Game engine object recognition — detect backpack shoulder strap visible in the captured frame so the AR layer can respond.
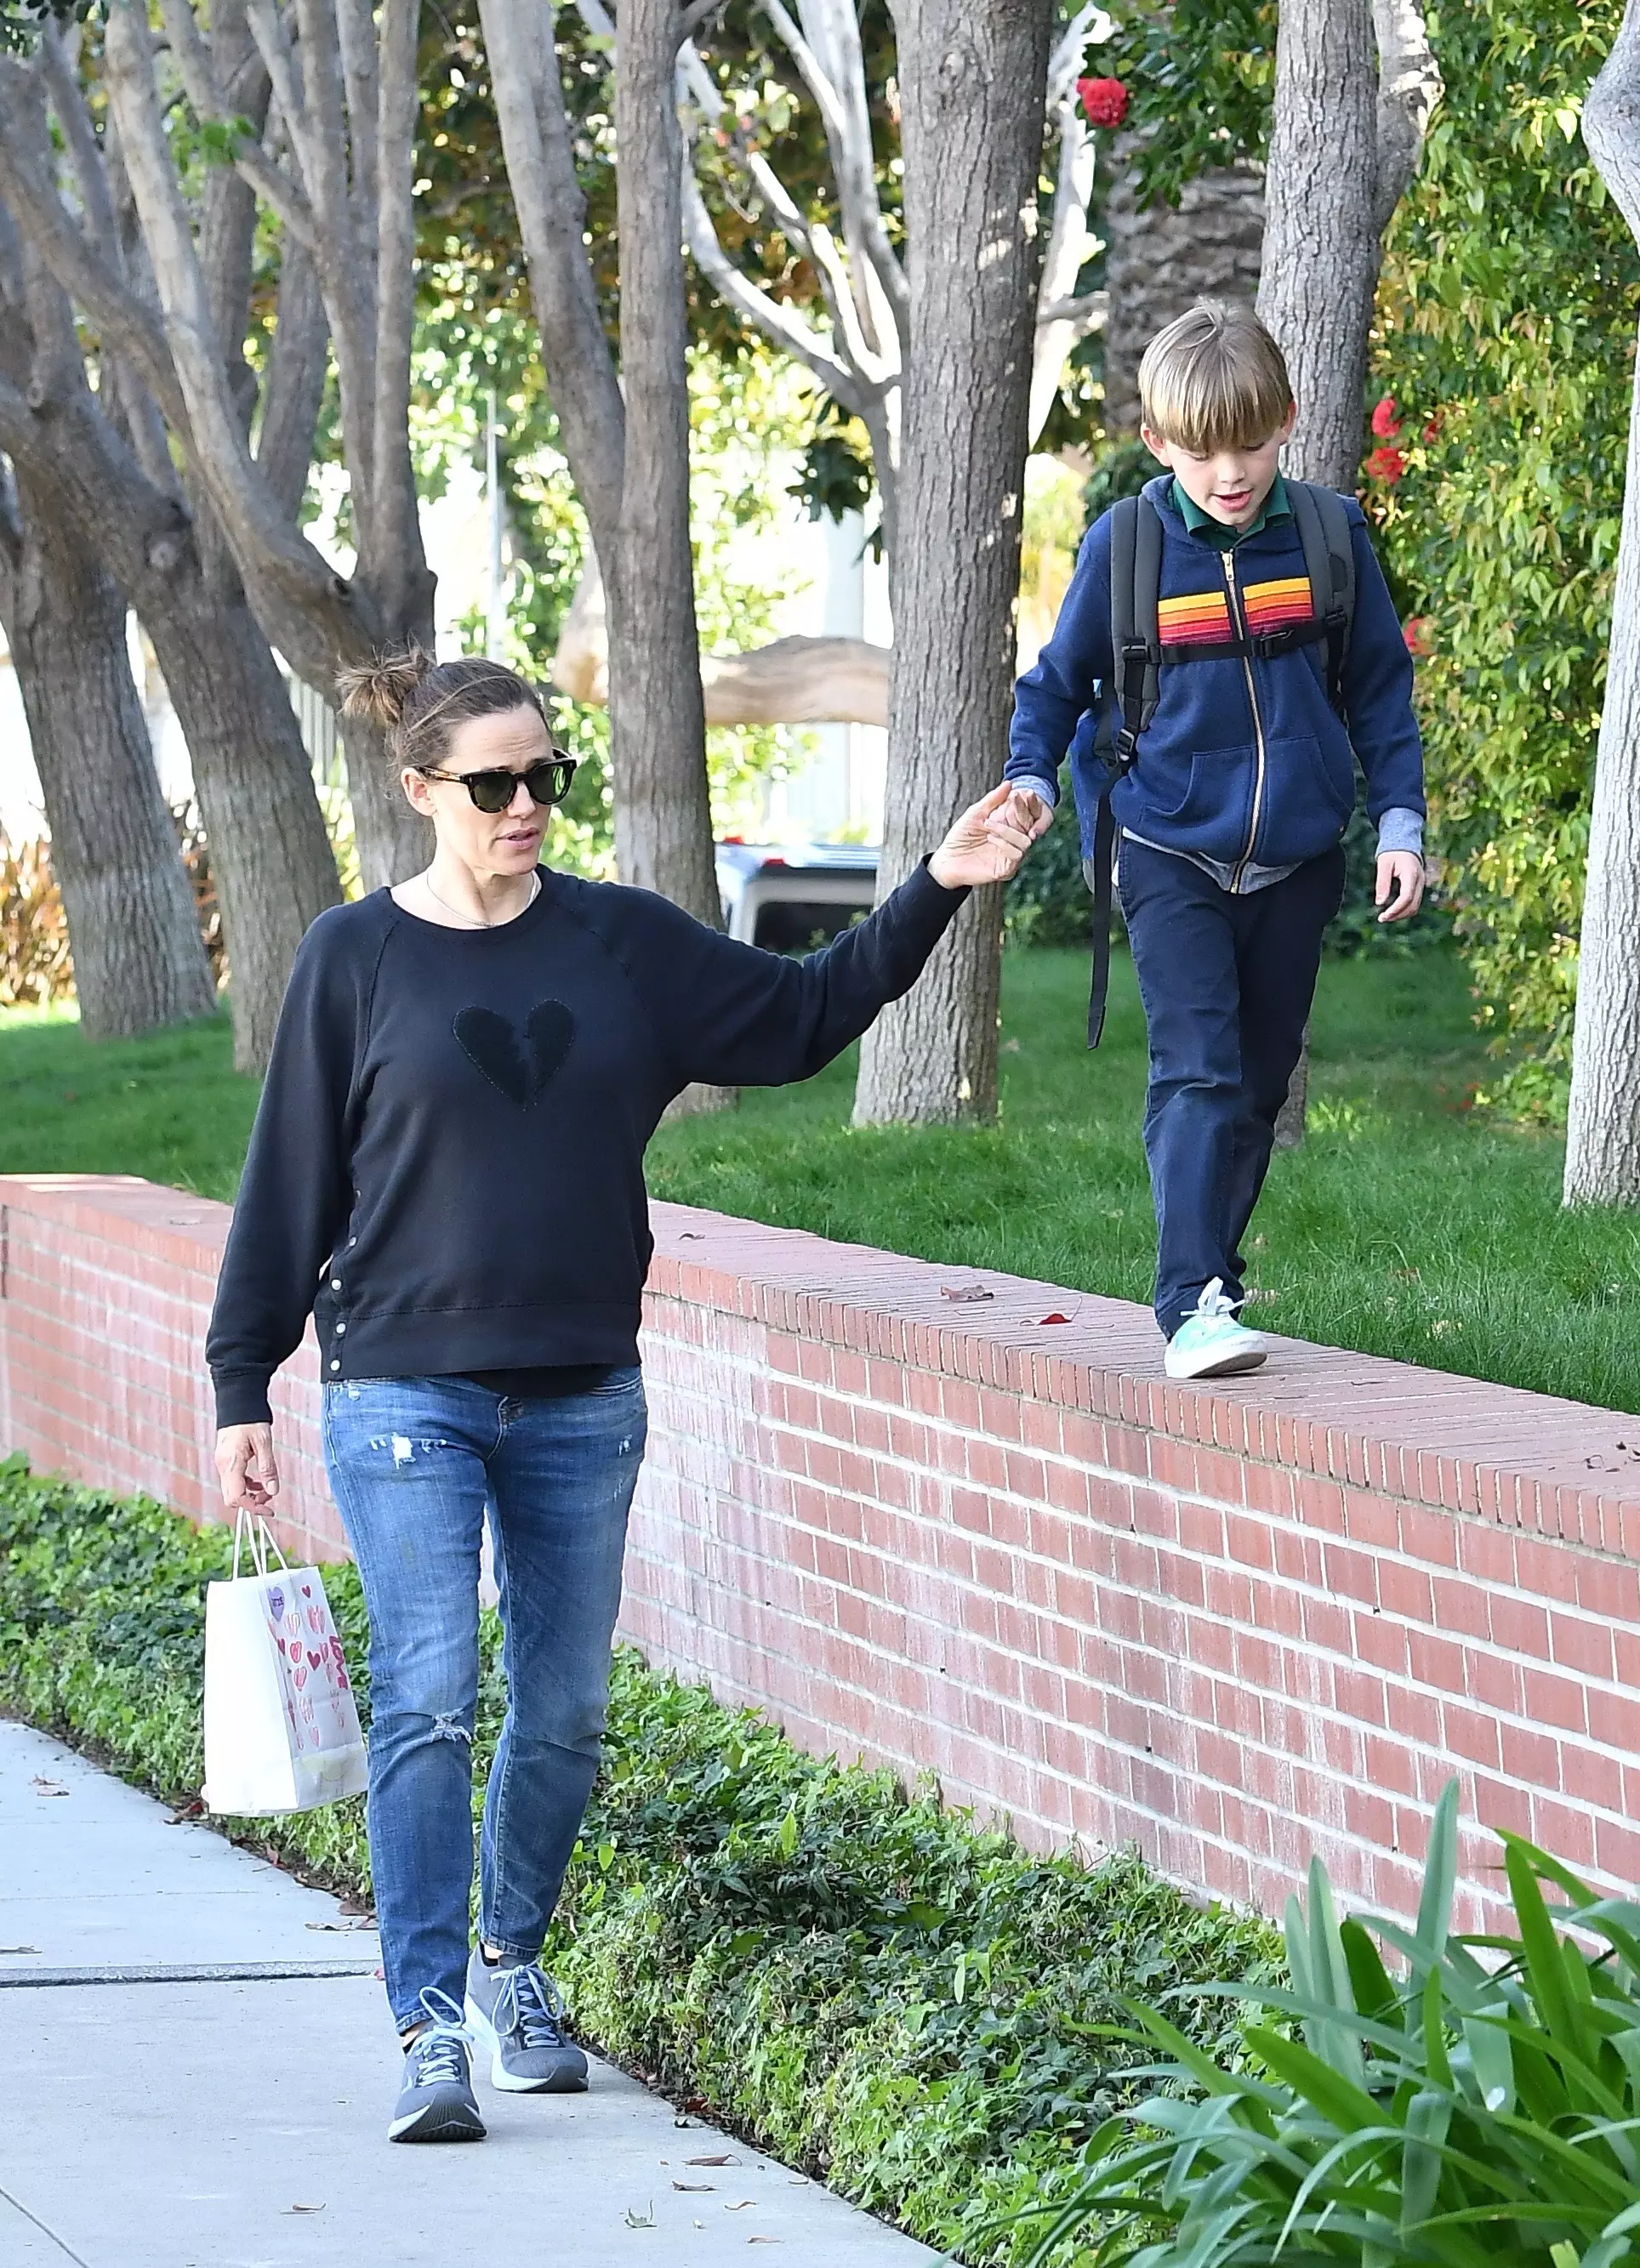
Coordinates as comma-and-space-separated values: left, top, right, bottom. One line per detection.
1105, 493, 1164, 767
1287, 480, 1355, 713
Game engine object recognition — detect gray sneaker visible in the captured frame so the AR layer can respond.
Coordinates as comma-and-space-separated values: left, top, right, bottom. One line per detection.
390, 1992, 486, 2143
464, 1948, 589, 2094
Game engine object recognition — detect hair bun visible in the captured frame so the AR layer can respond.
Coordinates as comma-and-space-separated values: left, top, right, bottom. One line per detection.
335, 645, 435, 730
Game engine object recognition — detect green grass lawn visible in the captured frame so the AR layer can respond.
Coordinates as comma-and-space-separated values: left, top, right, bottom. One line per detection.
4, 948, 1638, 1411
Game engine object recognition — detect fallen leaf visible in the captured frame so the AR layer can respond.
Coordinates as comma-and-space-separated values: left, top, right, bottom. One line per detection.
725, 2200, 757, 2212
624, 2204, 656, 2230
679, 1231, 704, 1241
1036, 1312, 1072, 1326
686, 2154, 738, 2167
305, 1919, 371, 1932
748, 2240, 783, 2247
31, 1777, 68, 1796
0, 1945, 40, 1955
940, 1284, 994, 1303
287, 2204, 325, 2214
672, 2182, 715, 2192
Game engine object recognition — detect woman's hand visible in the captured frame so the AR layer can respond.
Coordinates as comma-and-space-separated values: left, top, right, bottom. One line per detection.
929, 785, 1040, 890
215, 1423, 280, 1511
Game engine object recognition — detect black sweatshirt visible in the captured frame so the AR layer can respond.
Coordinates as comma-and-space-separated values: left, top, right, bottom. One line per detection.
207, 860, 966, 1427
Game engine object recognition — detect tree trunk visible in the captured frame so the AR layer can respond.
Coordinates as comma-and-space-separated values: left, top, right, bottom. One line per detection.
606, 0, 719, 929
340, 706, 435, 895
1564, 0, 1640, 1205
143, 515, 343, 1072
852, 0, 1052, 1127
1256, 0, 1438, 1147
1102, 158, 1267, 436
0, 469, 216, 1037
1256, 0, 1381, 492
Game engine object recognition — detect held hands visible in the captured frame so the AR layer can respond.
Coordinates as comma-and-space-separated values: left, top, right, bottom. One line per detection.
1375, 851, 1426, 924
215, 1422, 280, 1512
991, 786, 1054, 844
929, 784, 1044, 890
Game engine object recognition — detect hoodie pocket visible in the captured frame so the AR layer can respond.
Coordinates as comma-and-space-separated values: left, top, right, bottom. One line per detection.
1257, 735, 1356, 863
1136, 742, 1256, 856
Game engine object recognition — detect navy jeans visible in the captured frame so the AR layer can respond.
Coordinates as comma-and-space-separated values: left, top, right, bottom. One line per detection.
1118, 837, 1347, 1339
322, 1370, 646, 2031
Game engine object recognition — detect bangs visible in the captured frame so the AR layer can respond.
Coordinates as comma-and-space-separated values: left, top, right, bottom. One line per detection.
1138, 302, 1293, 454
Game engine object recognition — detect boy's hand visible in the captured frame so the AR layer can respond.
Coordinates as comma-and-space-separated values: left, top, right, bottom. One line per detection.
1375, 851, 1426, 924
984, 786, 1054, 844
930, 786, 1038, 888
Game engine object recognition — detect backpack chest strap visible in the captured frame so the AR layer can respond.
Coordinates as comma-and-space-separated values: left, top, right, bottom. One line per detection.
1158, 614, 1341, 668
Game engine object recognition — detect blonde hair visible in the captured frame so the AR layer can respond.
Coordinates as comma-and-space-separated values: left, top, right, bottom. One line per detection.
1137, 299, 1293, 455
336, 646, 546, 772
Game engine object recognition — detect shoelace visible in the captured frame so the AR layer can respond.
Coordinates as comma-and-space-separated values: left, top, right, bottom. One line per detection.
1189, 1276, 1248, 1323
408, 1987, 473, 2087
493, 1962, 570, 2053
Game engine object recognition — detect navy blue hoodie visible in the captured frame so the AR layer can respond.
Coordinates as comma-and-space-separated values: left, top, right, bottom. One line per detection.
1006, 475, 1424, 878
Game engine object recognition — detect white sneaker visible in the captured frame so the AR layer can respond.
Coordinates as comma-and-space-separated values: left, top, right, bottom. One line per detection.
1164, 1278, 1268, 1379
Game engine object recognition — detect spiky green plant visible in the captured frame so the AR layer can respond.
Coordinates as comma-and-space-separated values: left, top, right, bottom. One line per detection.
1000, 1782, 1640, 2266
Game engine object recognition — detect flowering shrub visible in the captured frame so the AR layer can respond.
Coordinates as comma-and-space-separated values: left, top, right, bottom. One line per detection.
0, 831, 73, 1009
1076, 75, 1129, 128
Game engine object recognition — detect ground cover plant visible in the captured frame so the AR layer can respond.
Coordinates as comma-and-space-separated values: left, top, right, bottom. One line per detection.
0, 1457, 1278, 2264
9, 946, 1636, 1413
1003, 1782, 1640, 2266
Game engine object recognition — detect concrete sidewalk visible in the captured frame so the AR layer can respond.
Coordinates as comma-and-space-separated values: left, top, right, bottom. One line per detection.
2, 1720, 936, 2268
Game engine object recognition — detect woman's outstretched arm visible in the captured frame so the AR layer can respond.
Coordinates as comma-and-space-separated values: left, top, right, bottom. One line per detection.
618, 787, 1036, 1094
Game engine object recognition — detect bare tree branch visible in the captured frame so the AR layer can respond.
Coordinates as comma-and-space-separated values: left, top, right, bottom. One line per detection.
39, 29, 122, 251
254, 235, 327, 520
365, 0, 419, 610
1371, 0, 1441, 232
96, 0, 369, 639
476, 0, 627, 549
0, 59, 191, 441
335, 0, 380, 225
1031, 77, 1098, 441
680, 164, 872, 412
784, 0, 906, 346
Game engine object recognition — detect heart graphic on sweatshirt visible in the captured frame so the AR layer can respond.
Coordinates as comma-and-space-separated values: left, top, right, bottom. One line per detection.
453, 1002, 575, 1108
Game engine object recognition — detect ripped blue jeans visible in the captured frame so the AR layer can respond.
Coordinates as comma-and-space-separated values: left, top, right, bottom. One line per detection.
322, 1371, 646, 2030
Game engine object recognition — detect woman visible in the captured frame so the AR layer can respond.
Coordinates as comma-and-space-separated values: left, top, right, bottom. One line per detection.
209, 647, 1032, 2145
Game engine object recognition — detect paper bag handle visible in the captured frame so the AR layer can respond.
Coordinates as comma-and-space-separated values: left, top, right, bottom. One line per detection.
231, 1508, 291, 1582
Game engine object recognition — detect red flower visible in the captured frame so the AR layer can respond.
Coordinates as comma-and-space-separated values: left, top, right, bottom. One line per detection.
1403, 617, 1432, 657
1077, 76, 1129, 128
1365, 444, 1406, 483
1370, 395, 1403, 440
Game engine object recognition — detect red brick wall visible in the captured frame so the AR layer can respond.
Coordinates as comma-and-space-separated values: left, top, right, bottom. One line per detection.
3, 1170, 1637, 1932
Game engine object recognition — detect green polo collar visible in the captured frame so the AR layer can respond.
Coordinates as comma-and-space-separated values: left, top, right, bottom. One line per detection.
1170, 471, 1291, 550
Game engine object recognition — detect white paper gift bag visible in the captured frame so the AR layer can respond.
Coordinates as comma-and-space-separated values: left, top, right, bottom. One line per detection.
202, 1513, 368, 1816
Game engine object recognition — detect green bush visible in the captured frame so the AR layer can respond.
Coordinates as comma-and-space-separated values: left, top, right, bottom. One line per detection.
1005, 1781, 1640, 2265
1371, 0, 1637, 1120
0, 1453, 1278, 2264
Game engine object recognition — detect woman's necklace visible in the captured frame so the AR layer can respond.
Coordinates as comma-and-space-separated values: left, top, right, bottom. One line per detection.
420, 870, 541, 929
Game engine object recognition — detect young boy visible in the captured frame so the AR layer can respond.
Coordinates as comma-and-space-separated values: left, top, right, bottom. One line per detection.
1000, 299, 1426, 1381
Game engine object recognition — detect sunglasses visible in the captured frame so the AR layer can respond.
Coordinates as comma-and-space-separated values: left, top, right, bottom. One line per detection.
419, 753, 579, 815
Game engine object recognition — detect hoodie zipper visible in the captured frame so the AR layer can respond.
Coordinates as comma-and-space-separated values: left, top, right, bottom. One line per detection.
1222, 549, 1264, 890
